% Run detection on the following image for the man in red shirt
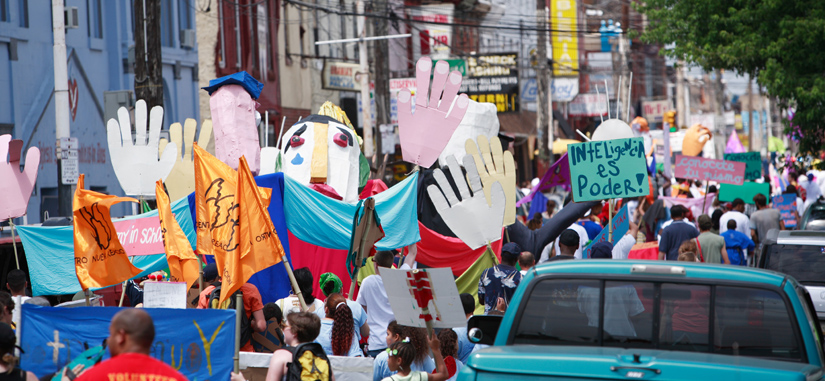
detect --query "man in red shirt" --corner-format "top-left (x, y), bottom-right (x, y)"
top-left (196, 263), bottom-right (266, 351)
top-left (76, 309), bottom-right (187, 381)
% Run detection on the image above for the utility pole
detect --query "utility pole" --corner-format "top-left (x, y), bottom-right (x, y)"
top-left (53, 0), bottom-right (73, 217)
top-left (747, 76), bottom-right (753, 150)
top-left (675, 60), bottom-right (685, 128)
top-left (536, 0), bottom-right (550, 155)
top-left (371, 0), bottom-right (390, 173)
top-left (356, 0), bottom-right (374, 158)
top-left (134, 0), bottom-right (163, 110)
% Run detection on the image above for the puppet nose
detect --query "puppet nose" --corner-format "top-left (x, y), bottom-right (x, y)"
top-left (310, 123), bottom-right (329, 184)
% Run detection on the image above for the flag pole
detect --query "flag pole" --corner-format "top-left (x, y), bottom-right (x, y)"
top-left (282, 257), bottom-right (308, 311)
top-left (198, 255), bottom-right (204, 298)
top-left (608, 200), bottom-right (613, 243)
top-left (234, 292), bottom-right (242, 372)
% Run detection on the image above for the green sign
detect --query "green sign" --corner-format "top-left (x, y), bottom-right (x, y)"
top-left (723, 152), bottom-right (762, 180)
top-left (568, 137), bottom-right (650, 202)
top-left (432, 59), bottom-right (467, 76)
top-left (718, 181), bottom-right (770, 204)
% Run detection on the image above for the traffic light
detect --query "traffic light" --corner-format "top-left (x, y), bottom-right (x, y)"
top-left (663, 111), bottom-right (677, 131)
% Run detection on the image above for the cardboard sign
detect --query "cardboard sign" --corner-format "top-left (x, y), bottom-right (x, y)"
top-left (582, 204), bottom-right (629, 259)
top-left (673, 155), bottom-right (746, 185)
top-left (724, 152), bottom-right (762, 180)
top-left (718, 181), bottom-right (770, 203)
top-left (568, 137), bottom-right (650, 202)
top-left (21, 305), bottom-right (235, 380)
top-left (379, 267), bottom-right (465, 328)
top-left (0, 135), bottom-right (40, 219)
top-left (144, 281), bottom-right (188, 308)
top-left (773, 194), bottom-right (797, 228)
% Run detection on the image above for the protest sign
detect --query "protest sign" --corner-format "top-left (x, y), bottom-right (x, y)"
top-left (20, 305), bottom-right (235, 380)
top-left (673, 155), bottom-right (746, 185)
top-left (379, 267), bottom-right (465, 329)
top-left (144, 281), bottom-right (188, 309)
top-left (724, 152), bottom-right (762, 180)
top-left (773, 194), bottom-right (797, 228)
top-left (568, 137), bottom-right (649, 202)
top-left (718, 181), bottom-right (770, 203)
top-left (582, 205), bottom-right (629, 259)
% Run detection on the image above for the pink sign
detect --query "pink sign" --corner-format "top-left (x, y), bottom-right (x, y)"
top-left (674, 155), bottom-right (746, 185)
top-left (112, 215), bottom-right (165, 256)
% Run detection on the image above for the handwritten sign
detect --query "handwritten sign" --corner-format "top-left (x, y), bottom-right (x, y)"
top-left (673, 155), bottom-right (746, 185)
top-left (582, 204), bottom-right (629, 259)
top-left (772, 194), bottom-right (797, 228)
top-left (379, 267), bottom-right (465, 329)
top-left (724, 152), bottom-right (762, 180)
top-left (568, 137), bottom-right (649, 202)
top-left (718, 181), bottom-right (770, 204)
top-left (144, 281), bottom-right (188, 309)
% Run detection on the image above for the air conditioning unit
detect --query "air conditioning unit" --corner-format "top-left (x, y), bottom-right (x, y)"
top-left (180, 29), bottom-right (196, 49)
top-left (64, 7), bottom-right (79, 29)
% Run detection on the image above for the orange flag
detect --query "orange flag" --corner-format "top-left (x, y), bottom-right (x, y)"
top-left (73, 174), bottom-right (142, 290)
top-left (194, 143), bottom-right (271, 278)
top-left (156, 180), bottom-right (200, 290)
top-left (220, 156), bottom-right (284, 304)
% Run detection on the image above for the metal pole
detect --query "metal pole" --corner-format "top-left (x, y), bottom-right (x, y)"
top-left (234, 292), bottom-right (242, 372)
top-left (356, 0), bottom-right (374, 158)
top-left (52, 0), bottom-right (72, 217)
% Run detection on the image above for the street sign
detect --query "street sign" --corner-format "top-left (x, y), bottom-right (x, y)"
top-left (60, 137), bottom-right (78, 185)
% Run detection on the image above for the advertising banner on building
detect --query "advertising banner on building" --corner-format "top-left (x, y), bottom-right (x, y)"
top-left (568, 93), bottom-right (607, 117)
top-left (322, 61), bottom-right (362, 92)
top-left (460, 53), bottom-right (519, 113)
top-left (407, 4), bottom-right (454, 60)
top-left (550, 0), bottom-right (579, 76)
top-left (642, 100), bottom-right (670, 122)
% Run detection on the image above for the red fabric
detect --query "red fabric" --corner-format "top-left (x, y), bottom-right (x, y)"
top-left (75, 353), bottom-right (186, 381)
top-left (433, 356), bottom-right (458, 379)
top-left (309, 184), bottom-right (343, 200)
top-left (360, 180), bottom-right (389, 199)
top-left (288, 232), bottom-right (358, 301)
top-left (628, 242), bottom-right (660, 260)
top-left (415, 222), bottom-right (503, 276)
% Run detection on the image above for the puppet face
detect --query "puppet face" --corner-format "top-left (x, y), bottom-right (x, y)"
top-left (209, 84), bottom-right (261, 173)
top-left (281, 116), bottom-right (361, 202)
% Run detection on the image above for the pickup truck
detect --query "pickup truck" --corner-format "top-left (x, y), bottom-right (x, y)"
top-left (757, 229), bottom-right (825, 321)
top-left (462, 260), bottom-right (825, 380)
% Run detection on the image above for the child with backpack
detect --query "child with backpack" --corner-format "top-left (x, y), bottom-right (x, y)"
top-left (266, 311), bottom-right (333, 381)
top-left (383, 333), bottom-right (448, 381)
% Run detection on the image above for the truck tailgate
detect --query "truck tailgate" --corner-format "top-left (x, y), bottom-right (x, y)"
top-left (465, 346), bottom-right (821, 381)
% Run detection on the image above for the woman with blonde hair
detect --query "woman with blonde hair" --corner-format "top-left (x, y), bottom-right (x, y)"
top-left (0, 323), bottom-right (36, 381)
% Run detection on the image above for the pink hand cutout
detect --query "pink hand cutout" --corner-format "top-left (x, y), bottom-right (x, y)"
top-left (0, 135), bottom-right (40, 219)
top-left (398, 57), bottom-right (469, 168)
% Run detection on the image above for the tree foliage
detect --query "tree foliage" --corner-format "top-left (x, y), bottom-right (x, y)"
top-left (636, 0), bottom-right (825, 158)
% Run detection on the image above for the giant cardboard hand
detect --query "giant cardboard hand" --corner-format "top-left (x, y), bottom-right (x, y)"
top-left (465, 136), bottom-right (516, 226)
top-left (107, 100), bottom-right (178, 196)
top-left (0, 135), bottom-right (40, 219)
top-left (427, 155), bottom-right (504, 249)
top-left (682, 123), bottom-right (712, 156)
top-left (158, 119), bottom-right (214, 201)
top-left (398, 57), bottom-right (469, 168)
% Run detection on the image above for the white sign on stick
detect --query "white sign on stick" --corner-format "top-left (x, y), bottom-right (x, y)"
top-left (143, 282), bottom-right (188, 309)
top-left (379, 267), bottom-right (466, 329)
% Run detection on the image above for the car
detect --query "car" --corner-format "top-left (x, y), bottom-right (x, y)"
top-left (462, 260), bottom-right (825, 380)
top-left (758, 229), bottom-right (825, 321)
top-left (800, 199), bottom-right (825, 231)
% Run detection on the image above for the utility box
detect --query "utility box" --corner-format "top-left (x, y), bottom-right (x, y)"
top-left (103, 90), bottom-right (134, 124)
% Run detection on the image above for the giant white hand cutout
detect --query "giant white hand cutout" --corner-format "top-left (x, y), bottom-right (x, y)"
top-left (398, 57), bottom-right (469, 168)
top-left (0, 135), bottom-right (40, 219)
top-left (107, 100), bottom-right (178, 196)
top-left (427, 155), bottom-right (504, 249)
top-left (158, 119), bottom-right (214, 201)
top-left (465, 135), bottom-right (516, 226)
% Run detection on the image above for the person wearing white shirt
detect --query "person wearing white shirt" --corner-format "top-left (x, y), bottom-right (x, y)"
top-left (357, 245), bottom-right (417, 357)
top-left (612, 220), bottom-right (639, 260)
top-left (6, 270), bottom-right (29, 328)
top-left (719, 198), bottom-right (751, 236)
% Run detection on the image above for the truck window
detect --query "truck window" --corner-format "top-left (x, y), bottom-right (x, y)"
top-left (513, 278), bottom-right (804, 362)
top-left (764, 244), bottom-right (825, 287)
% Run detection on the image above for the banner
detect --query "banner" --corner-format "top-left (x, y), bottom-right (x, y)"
top-left (568, 137), bottom-right (649, 202)
top-left (582, 204), bottom-right (629, 259)
top-left (20, 305), bottom-right (235, 380)
top-left (460, 53), bottom-right (519, 113)
top-left (718, 181), bottom-right (770, 204)
top-left (673, 155), bottom-right (746, 185)
top-left (17, 197), bottom-right (195, 296)
top-left (516, 153), bottom-right (571, 206)
top-left (772, 194), bottom-right (797, 228)
top-left (723, 152), bottom-right (762, 180)
top-left (550, 0), bottom-right (579, 76)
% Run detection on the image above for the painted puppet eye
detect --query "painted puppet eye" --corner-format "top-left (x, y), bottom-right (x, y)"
top-left (333, 133), bottom-right (348, 148)
top-left (290, 136), bottom-right (305, 147)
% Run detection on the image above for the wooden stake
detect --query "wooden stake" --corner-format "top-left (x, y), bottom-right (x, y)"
top-left (233, 292), bottom-right (242, 372)
top-left (8, 219), bottom-right (19, 270)
top-left (282, 257), bottom-right (308, 311)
